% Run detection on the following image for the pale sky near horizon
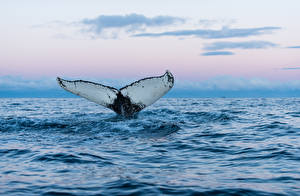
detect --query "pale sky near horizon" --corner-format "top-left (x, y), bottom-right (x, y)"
top-left (1, 0), bottom-right (300, 95)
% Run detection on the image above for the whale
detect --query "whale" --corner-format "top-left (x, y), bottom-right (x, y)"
top-left (57, 70), bottom-right (174, 117)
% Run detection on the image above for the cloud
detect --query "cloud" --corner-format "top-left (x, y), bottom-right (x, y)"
top-left (201, 51), bottom-right (234, 56)
top-left (80, 13), bottom-right (185, 36)
top-left (169, 76), bottom-right (300, 97)
top-left (37, 15), bottom-right (281, 41)
top-left (0, 76), bottom-right (57, 90)
top-left (198, 19), bottom-right (220, 27)
top-left (203, 41), bottom-right (277, 50)
top-left (281, 67), bottom-right (300, 70)
top-left (198, 19), bottom-right (236, 28)
top-left (0, 75), bottom-right (138, 97)
top-left (0, 76), bottom-right (64, 98)
top-left (0, 75), bottom-right (132, 90)
top-left (185, 76), bottom-right (300, 91)
top-left (133, 26), bottom-right (281, 39)
top-left (287, 46), bottom-right (300, 49)
top-left (1, 75), bottom-right (300, 98)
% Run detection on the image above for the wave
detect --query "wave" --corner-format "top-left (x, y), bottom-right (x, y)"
top-left (0, 115), bottom-right (181, 139)
top-left (38, 180), bottom-right (286, 196)
top-left (1, 98), bottom-right (300, 196)
top-left (0, 149), bottom-right (31, 158)
top-left (183, 111), bottom-right (236, 123)
top-left (33, 152), bottom-right (114, 165)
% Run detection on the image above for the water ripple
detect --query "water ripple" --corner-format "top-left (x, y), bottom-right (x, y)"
top-left (0, 98), bottom-right (300, 195)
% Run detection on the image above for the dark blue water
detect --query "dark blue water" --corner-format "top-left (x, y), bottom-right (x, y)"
top-left (0, 98), bottom-right (300, 195)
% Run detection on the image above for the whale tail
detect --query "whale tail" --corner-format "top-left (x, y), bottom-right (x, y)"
top-left (57, 71), bottom-right (174, 116)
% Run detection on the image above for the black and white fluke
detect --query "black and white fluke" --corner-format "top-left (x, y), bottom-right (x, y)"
top-left (57, 71), bottom-right (174, 117)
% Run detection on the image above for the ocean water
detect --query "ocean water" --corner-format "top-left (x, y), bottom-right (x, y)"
top-left (0, 98), bottom-right (300, 196)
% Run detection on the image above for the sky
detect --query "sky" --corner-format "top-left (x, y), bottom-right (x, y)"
top-left (1, 0), bottom-right (300, 97)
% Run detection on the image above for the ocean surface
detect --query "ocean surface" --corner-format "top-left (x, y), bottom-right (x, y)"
top-left (0, 98), bottom-right (300, 196)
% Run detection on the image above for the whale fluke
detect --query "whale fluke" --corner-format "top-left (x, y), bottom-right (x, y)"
top-left (57, 71), bottom-right (174, 116)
